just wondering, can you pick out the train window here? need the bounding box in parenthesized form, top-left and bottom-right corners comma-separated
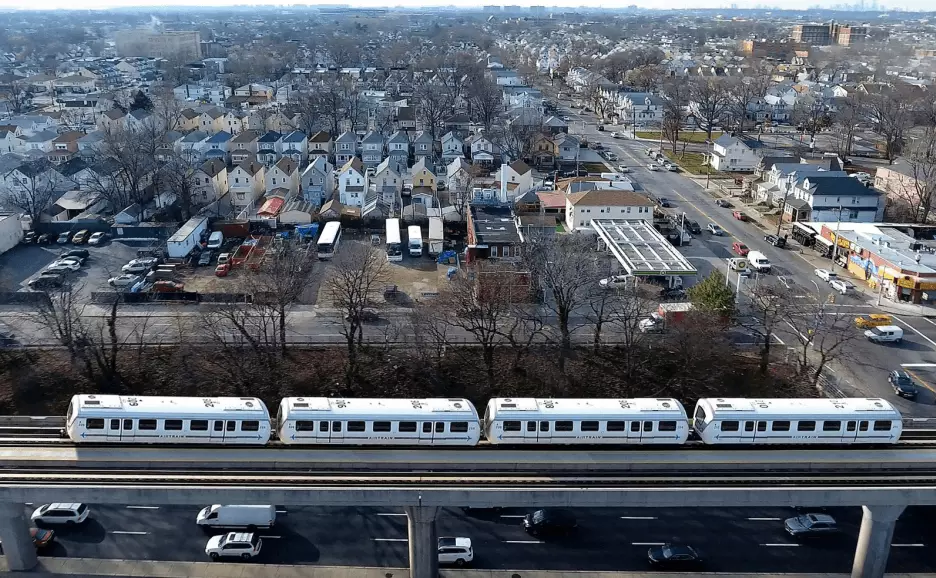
(643, 421, 654, 432)
(348, 422, 366, 432)
(139, 419, 157, 431)
(771, 421, 790, 432)
(241, 421, 260, 432)
(110, 419, 120, 430)
(659, 421, 678, 432)
(847, 421, 856, 432)
(721, 421, 739, 432)
(555, 421, 573, 432)
(87, 418, 105, 430)
(373, 422, 392, 432)
(451, 422, 469, 433)
(214, 421, 224, 432)
(797, 421, 816, 432)
(504, 421, 521, 431)
(823, 421, 841, 432)
(435, 422, 444, 433)
(539, 421, 550, 432)
(744, 421, 754, 432)
(859, 421, 869, 432)
(694, 405, 707, 423)
(191, 420, 209, 431)
(399, 422, 417, 433)
(607, 421, 626, 431)
(123, 419, 133, 430)
(332, 422, 342, 432)
(631, 422, 640, 432)
(320, 421, 329, 432)
(226, 421, 235, 432)
(423, 423, 432, 433)
(873, 420, 892, 431)
(581, 421, 599, 432)
(527, 422, 536, 432)
(757, 421, 766, 432)
(296, 421, 315, 432)
(165, 420, 183, 431)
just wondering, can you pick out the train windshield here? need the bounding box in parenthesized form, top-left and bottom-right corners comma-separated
(693, 405, 708, 432)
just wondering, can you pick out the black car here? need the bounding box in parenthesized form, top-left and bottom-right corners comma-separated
(61, 249, 90, 260)
(198, 250, 213, 266)
(660, 287, 687, 300)
(23, 231, 36, 243)
(523, 509, 577, 537)
(658, 198, 671, 208)
(28, 274, 64, 289)
(888, 370, 919, 400)
(686, 220, 702, 234)
(0, 331, 16, 347)
(597, 124, 604, 131)
(764, 234, 787, 248)
(647, 544, 703, 569)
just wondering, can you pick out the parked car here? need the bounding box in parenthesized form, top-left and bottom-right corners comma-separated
(108, 274, 141, 288)
(764, 234, 787, 248)
(198, 251, 213, 266)
(44, 264, 78, 276)
(46, 260, 81, 272)
(660, 287, 687, 300)
(599, 275, 632, 290)
(830, 279, 852, 294)
(122, 258, 159, 274)
(56, 232, 71, 244)
(658, 198, 671, 208)
(61, 249, 89, 260)
(71, 230, 90, 244)
(438, 537, 473, 566)
(715, 199, 732, 208)
(647, 544, 703, 569)
(36, 233, 51, 244)
(732, 210, 747, 221)
(665, 163, 678, 171)
(888, 370, 919, 400)
(205, 532, 262, 561)
(31, 503, 90, 526)
(23, 231, 36, 243)
(87, 232, 107, 245)
(732, 242, 750, 256)
(617, 165, 631, 173)
(686, 220, 702, 234)
(815, 268, 837, 282)
(851, 172, 872, 182)
(596, 124, 604, 131)
(784, 513, 838, 538)
(215, 264, 230, 277)
(30, 527, 55, 549)
(855, 314, 893, 329)
(523, 509, 577, 537)
(152, 281, 185, 293)
(28, 275, 64, 290)
(647, 163, 660, 171)
(707, 223, 724, 236)
(612, 132, 622, 139)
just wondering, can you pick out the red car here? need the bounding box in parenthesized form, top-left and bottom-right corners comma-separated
(732, 211, 748, 221)
(732, 242, 750, 256)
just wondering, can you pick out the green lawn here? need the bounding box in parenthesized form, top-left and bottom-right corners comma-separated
(661, 150, 724, 177)
(636, 131, 723, 144)
(582, 162, 608, 173)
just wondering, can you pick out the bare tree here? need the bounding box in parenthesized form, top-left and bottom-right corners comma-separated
(1, 160, 59, 222)
(84, 126, 161, 210)
(782, 289, 860, 385)
(490, 122, 540, 164)
(414, 76, 450, 141)
(830, 93, 865, 158)
(468, 76, 504, 132)
(689, 78, 730, 139)
(0, 81, 31, 115)
(791, 93, 831, 139)
(864, 86, 915, 164)
(725, 73, 771, 136)
(625, 65, 666, 93)
(326, 35, 362, 69)
(739, 284, 789, 375)
(327, 243, 390, 386)
(889, 126, 936, 223)
(660, 78, 690, 153)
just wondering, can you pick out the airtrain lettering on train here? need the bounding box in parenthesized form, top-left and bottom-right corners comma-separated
(64, 395, 903, 446)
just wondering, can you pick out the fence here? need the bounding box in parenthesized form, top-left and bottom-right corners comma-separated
(0, 291, 51, 307)
(90, 291, 250, 305)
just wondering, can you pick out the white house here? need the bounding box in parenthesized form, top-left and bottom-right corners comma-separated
(228, 160, 266, 209)
(337, 156, 367, 207)
(300, 156, 334, 207)
(784, 174, 884, 223)
(192, 159, 229, 205)
(447, 157, 474, 192)
(281, 130, 308, 165)
(502, 160, 533, 198)
(372, 157, 404, 203)
(440, 131, 465, 163)
(360, 131, 385, 167)
(334, 131, 357, 165)
(386, 130, 409, 163)
(708, 135, 759, 172)
(565, 190, 655, 230)
(412, 131, 434, 162)
(265, 157, 299, 196)
(468, 134, 497, 165)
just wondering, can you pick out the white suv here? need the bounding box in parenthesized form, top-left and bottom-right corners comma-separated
(438, 537, 473, 566)
(205, 532, 262, 561)
(31, 503, 90, 525)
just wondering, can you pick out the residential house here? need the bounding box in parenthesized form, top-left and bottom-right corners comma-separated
(77, 131, 105, 157)
(360, 131, 385, 167)
(387, 131, 409, 163)
(502, 160, 533, 199)
(281, 131, 308, 165)
(126, 109, 157, 132)
(622, 93, 665, 126)
(492, 69, 523, 86)
(875, 161, 922, 218)
(372, 158, 404, 205)
(447, 157, 474, 193)
(308, 131, 332, 160)
(334, 131, 357, 165)
(222, 111, 243, 135)
(300, 156, 334, 206)
(198, 108, 225, 134)
(48, 131, 83, 164)
(543, 115, 568, 135)
(0, 130, 17, 154)
(203, 131, 232, 162)
(443, 114, 471, 138)
(412, 131, 434, 163)
(228, 160, 266, 209)
(234, 84, 274, 100)
(756, 162, 841, 206)
(396, 106, 416, 132)
(257, 131, 283, 165)
(54, 157, 92, 190)
(154, 131, 184, 162)
(531, 134, 556, 169)
(411, 158, 437, 194)
(554, 134, 580, 165)
(19, 130, 57, 154)
(708, 135, 759, 172)
(229, 129, 261, 165)
(441, 131, 465, 163)
(565, 190, 655, 230)
(468, 134, 497, 166)
(192, 159, 228, 205)
(97, 109, 126, 132)
(265, 157, 299, 196)
(337, 157, 367, 207)
(178, 131, 210, 163)
(783, 174, 884, 223)
(178, 108, 200, 132)
(466, 204, 524, 262)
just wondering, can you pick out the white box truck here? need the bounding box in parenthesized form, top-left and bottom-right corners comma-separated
(428, 217, 444, 257)
(407, 225, 423, 257)
(747, 251, 772, 273)
(196, 505, 276, 531)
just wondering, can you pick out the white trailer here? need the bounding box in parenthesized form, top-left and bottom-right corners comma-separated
(428, 217, 444, 257)
(166, 216, 208, 259)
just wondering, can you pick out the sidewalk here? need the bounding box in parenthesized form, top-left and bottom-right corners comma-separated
(1, 558, 928, 578)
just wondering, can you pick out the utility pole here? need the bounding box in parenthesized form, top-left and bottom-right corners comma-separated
(830, 205, 843, 270)
(776, 190, 788, 237)
(632, 107, 636, 139)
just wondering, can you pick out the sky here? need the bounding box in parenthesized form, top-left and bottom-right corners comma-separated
(0, 0, 930, 11)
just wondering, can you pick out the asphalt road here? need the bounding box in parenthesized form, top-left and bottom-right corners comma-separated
(18, 503, 936, 573)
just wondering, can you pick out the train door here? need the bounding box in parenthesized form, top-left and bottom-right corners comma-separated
(106, 418, 121, 442)
(752, 420, 767, 443)
(537, 421, 551, 443)
(209, 420, 225, 443)
(842, 420, 858, 443)
(627, 421, 642, 444)
(419, 422, 434, 445)
(739, 420, 756, 443)
(331, 421, 344, 443)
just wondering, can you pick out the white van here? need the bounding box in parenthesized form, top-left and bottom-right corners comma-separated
(196, 505, 276, 531)
(747, 251, 771, 273)
(865, 325, 903, 344)
(206, 231, 224, 250)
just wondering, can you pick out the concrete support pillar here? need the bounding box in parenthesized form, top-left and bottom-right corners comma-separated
(405, 506, 439, 578)
(0, 502, 37, 571)
(852, 505, 905, 578)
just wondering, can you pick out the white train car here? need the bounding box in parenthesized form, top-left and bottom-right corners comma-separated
(693, 398, 902, 445)
(66, 394, 272, 445)
(277, 397, 480, 445)
(484, 398, 690, 445)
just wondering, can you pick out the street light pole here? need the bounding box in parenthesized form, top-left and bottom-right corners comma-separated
(830, 205, 843, 270)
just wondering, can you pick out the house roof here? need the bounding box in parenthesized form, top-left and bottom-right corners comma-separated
(258, 131, 282, 143)
(52, 131, 84, 144)
(340, 156, 364, 175)
(304, 156, 330, 175)
(336, 131, 357, 143)
(201, 159, 226, 178)
(543, 115, 568, 127)
(55, 157, 88, 178)
(441, 131, 461, 142)
(258, 196, 286, 217)
(283, 130, 306, 143)
(800, 174, 879, 197)
(309, 131, 332, 143)
(206, 131, 232, 143)
(181, 108, 199, 120)
(413, 130, 432, 143)
(412, 157, 434, 175)
(536, 191, 566, 209)
(236, 161, 263, 175)
(566, 190, 654, 206)
(281, 199, 316, 215)
(714, 134, 742, 148)
(376, 157, 402, 175)
(21, 130, 57, 143)
(274, 157, 298, 174)
(361, 130, 383, 144)
(231, 129, 261, 143)
(508, 160, 531, 176)
(387, 130, 408, 144)
(181, 131, 209, 143)
(103, 109, 125, 120)
(396, 106, 415, 121)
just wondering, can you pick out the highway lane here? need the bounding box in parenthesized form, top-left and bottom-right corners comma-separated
(22, 504, 936, 573)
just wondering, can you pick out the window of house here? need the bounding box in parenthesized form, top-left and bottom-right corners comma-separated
(491, 246, 498, 257)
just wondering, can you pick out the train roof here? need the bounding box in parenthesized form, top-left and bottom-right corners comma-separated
(71, 395, 270, 418)
(695, 398, 900, 418)
(279, 398, 478, 418)
(487, 398, 687, 419)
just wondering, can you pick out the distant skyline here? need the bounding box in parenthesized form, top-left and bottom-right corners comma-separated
(0, 0, 930, 11)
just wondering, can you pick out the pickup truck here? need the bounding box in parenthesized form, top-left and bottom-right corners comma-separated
(639, 303, 693, 333)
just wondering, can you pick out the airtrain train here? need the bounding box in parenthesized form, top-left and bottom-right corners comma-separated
(63, 394, 904, 447)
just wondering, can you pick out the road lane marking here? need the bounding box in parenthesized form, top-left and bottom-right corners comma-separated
(893, 315, 936, 349)
(924, 318, 936, 327)
(902, 369, 936, 397)
(784, 320, 810, 342)
(632, 542, 665, 546)
(747, 517, 781, 521)
(500, 514, 526, 518)
(109, 531, 149, 535)
(125, 506, 159, 510)
(505, 540, 544, 544)
(373, 538, 408, 542)
(620, 516, 657, 520)
(761, 543, 799, 547)
(892, 543, 925, 547)
(901, 363, 936, 367)
(377, 512, 407, 516)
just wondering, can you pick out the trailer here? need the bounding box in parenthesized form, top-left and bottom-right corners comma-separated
(428, 217, 444, 257)
(166, 217, 208, 259)
(230, 235, 271, 268)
